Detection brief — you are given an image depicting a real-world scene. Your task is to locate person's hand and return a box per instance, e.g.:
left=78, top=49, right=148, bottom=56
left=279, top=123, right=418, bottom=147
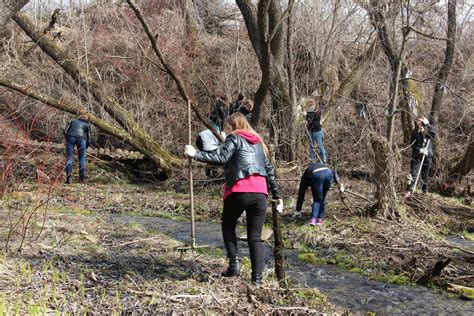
left=184, top=145, right=196, bottom=158
left=419, top=148, right=428, bottom=156
left=338, top=183, right=345, bottom=193
left=276, top=199, right=284, bottom=213
left=422, top=117, right=429, bottom=126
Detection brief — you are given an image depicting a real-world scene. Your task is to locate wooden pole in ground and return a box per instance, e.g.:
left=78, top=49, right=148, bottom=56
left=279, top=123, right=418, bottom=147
left=188, top=100, right=196, bottom=249
left=271, top=200, right=286, bottom=285
left=268, top=144, right=286, bottom=285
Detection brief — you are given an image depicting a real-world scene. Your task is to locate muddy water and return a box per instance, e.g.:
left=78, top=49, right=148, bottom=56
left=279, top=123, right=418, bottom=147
left=109, top=214, right=473, bottom=314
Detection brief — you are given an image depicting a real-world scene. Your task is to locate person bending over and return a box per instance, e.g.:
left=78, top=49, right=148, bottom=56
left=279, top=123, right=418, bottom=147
left=294, top=162, right=342, bottom=226
left=64, top=113, right=91, bottom=184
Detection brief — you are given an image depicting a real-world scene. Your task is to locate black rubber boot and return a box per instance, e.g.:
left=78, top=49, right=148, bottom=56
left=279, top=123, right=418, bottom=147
left=252, top=273, right=262, bottom=287
left=65, top=176, right=72, bottom=184
left=221, top=257, right=240, bottom=277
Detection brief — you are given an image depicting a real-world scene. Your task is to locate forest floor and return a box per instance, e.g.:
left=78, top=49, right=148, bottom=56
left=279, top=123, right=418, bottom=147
left=0, top=160, right=473, bottom=313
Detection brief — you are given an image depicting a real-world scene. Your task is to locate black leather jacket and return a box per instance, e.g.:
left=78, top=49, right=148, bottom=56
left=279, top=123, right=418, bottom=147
left=410, top=124, right=436, bottom=158
left=64, top=119, right=90, bottom=142
left=195, top=134, right=281, bottom=199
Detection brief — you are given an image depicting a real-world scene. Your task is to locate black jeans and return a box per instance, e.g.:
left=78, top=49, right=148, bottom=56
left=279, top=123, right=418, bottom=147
left=222, top=193, right=267, bottom=277
left=409, top=156, right=432, bottom=192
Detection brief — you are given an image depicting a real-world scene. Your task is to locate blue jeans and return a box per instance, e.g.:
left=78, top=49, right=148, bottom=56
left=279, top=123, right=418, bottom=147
left=310, top=169, right=334, bottom=220
left=308, top=130, right=327, bottom=163
left=65, top=136, right=87, bottom=179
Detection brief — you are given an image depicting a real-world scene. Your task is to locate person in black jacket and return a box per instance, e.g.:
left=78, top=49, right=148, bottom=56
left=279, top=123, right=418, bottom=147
left=405, top=114, right=436, bottom=196
left=305, top=96, right=327, bottom=163
left=229, top=92, right=245, bottom=115
left=209, top=96, right=229, bottom=133
left=184, top=112, right=283, bottom=286
left=294, top=162, right=342, bottom=226
left=63, top=113, right=91, bottom=184
left=238, top=99, right=253, bottom=120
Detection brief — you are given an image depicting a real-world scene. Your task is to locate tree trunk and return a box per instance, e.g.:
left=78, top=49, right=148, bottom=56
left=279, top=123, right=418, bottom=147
left=236, top=0, right=296, bottom=161
left=429, top=0, right=456, bottom=128
left=370, top=133, right=400, bottom=219
left=429, top=0, right=457, bottom=174
left=446, top=128, right=473, bottom=184
left=400, top=66, right=416, bottom=143
left=0, top=0, right=28, bottom=26
left=286, top=3, right=296, bottom=161
left=12, top=12, right=179, bottom=171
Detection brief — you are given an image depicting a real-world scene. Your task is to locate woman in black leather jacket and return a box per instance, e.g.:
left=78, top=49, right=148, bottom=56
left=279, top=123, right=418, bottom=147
left=184, top=113, right=283, bottom=286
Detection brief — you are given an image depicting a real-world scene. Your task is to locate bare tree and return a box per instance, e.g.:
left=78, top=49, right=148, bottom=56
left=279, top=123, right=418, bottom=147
left=429, top=0, right=457, bottom=129
left=236, top=0, right=297, bottom=161
left=6, top=11, right=180, bottom=172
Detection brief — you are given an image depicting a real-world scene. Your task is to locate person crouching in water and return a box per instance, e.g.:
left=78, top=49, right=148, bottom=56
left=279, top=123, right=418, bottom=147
left=294, top=162, right=342, bottom=226
left=184, top=113, right=284, bottom=286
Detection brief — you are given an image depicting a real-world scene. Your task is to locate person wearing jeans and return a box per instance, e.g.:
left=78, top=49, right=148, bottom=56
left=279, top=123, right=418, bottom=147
left=309, top=130, right=326, bottom=163
left=184, top=113, right=283, bottom=286
left=64, top=113, right=91, bottom=184
left=294, top=162, right=342, bottom=226
left=305, top=96, right=327, bottom=163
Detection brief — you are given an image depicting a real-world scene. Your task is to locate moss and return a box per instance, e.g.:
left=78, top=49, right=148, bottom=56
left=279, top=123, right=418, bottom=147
left=239, top=257, right=252, bottom=273
left=293, top=288, right=327, bottom=304
left=350, top=267, right=364, bottom=273
left=404, top=79, right=423, bottom=106
left=298, top=252, right=320, bottom=265
left=448, top=284, right=474, bottom=299
left=375, top=272, right=412, bottom=286
left=195, top=246, right=221, bottom=257
left=462, top=230, right=474, bottom=241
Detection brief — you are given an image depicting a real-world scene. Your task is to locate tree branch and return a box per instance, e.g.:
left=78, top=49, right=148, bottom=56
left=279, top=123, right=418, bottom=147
left=125, top=0, right=223, bottom=142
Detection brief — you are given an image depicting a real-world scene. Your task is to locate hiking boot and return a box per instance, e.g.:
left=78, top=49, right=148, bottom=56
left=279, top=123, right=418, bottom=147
left=252, top=273, right=262, bottom=287
left=65, top=176, right=72, bottom=184
left=316, top=218, right=323, bottom=225
left=78, top=176, right=86, bottom=183
left=308, top=218, right=317, bottom=226
left=221, top=257, right=240, bottom=277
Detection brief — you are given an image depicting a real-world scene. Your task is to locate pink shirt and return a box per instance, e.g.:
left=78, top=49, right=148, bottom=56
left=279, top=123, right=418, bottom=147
left=223, top=174, right=268, bottom=200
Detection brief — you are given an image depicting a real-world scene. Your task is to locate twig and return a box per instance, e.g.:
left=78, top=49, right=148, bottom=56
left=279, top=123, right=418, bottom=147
left=106, top=236, right=159, bottom=249
left=126, top=274, right=142, bottom=291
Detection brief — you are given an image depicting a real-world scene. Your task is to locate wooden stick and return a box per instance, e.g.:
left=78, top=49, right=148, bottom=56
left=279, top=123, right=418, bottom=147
left=188, top=100, right=196, bottom=249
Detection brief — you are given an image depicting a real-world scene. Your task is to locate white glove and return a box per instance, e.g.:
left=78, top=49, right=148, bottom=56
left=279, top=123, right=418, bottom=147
left=422, top=118, right=429, bottom=126
left=292, top=211, right=302, bottom=219
left=339, top=183, right=345, bottom=193
left=184, top=145, right=196, bottom=158
left=276, top=199, right=284, bottom=213
left=419, top=148, right=428, bottom=156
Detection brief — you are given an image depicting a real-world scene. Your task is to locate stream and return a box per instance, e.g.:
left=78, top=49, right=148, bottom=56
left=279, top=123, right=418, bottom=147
left=108, top=214, right=473, bottom=314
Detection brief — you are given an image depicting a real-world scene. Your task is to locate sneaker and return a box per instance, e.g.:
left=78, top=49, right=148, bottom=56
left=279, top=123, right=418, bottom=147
left=308, top=218, right=317, bottom=226
left=316, top=218, right=323, bottom=225
left=65, top=176, right=72, bottom=184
